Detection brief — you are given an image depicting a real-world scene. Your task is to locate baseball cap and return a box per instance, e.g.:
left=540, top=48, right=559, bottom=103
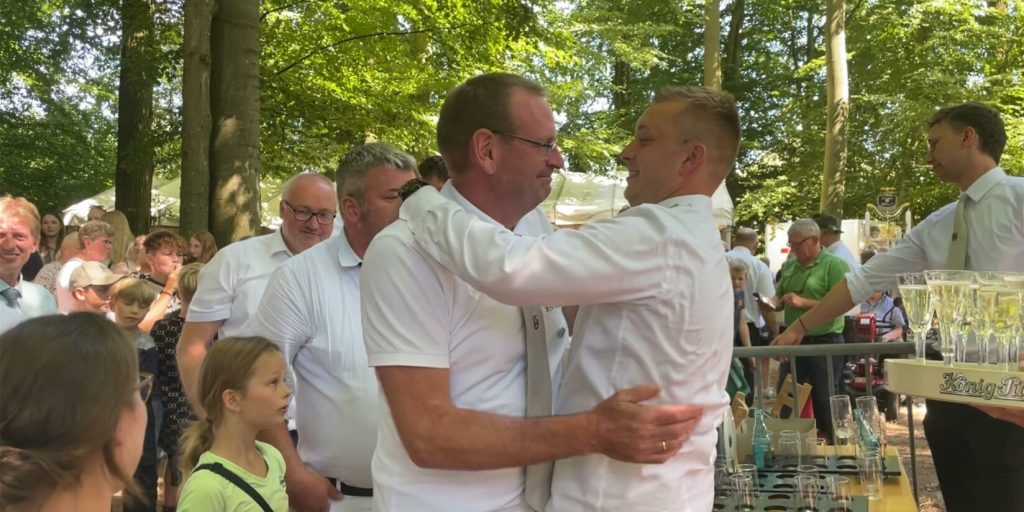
left=70, top=261, right=124, bottom=289
left=812, top=213, right=843, bottom=234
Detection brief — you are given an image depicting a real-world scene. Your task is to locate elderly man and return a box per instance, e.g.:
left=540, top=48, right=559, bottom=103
left=767, top=219, right=849, bottom=438
left=243, top=143, right=418, bottom=512
left=177, top=172, right=337, bottom=414
left=0, top=196, right=58, bottom=332
left=813, top=213, right=861, bottom=344
left=55, top=220, right=114, bottom=313
left=773, top=102, right=1024, bottom=512
left=361, top=74, right=705, bottom=512
left=727, top=227, right=779, bottom=395
left=397, top=85, right=737, bottom=511
left=66, top=261, right=123, bottom=314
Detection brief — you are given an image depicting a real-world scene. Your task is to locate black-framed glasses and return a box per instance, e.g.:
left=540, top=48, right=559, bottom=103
left=282, top=200, right=335, bottom=225
left=138, top=372, right=154, bottom=402
left=787, top=236, right=815, bottom=248
left=490, top=129, right=559, bottom=159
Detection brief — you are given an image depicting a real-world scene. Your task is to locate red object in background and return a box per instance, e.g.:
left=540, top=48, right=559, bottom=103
left=855, top=312, right=877, bottom=342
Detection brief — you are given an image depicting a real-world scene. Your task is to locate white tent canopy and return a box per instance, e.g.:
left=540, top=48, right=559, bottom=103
left=65, top=172, right=734, bottom=231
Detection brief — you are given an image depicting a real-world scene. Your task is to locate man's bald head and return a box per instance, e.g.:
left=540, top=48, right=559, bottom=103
left=733, top=227, right=758, bottom=251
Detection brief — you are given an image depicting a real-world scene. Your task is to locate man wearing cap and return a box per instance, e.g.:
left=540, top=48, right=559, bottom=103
left=1, top=196, right=58, bottom=333
left=67, top=260, right=123, bottom=314
left=55, top=219, right=115, bottom=313
left=813, top=213, right=861, bottom=344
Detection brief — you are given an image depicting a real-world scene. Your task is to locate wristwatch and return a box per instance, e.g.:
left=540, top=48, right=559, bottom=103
left=399, top=178, right=432, bottom=201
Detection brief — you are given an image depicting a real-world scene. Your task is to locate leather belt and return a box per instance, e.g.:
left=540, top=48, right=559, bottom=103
left=327, top=478, right=373, bottom=497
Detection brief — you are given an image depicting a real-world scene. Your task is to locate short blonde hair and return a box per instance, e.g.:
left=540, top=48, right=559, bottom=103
left=728, top=260, right=748, bottom=276
left=77, top=220, right=115, bottom=249
left=0, top=196, right=41, bottom=240
left=177, top=263, right=203, bottom=304
left=110, top=278, right=157, bottom=307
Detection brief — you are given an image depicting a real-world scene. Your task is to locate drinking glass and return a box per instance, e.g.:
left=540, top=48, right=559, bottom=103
left=796, top=464, right=819, bottom=481
left=778, top=437, right=801, bottom=468
left=925, top=270, right=973, bottom=365
left=977, top=271, right=1024, bottom=370
left=736, top=463, right=759, bottom=497
left=898, top=272, right=933, bottom=360
left=855, top=396, right=887, bottom=451
left=826, top=475, right=852, bottom=504
left=857, top=449, right=884, bottom=500
left=793, top=474, right=819, bottom=511
left=804, top=436, right=827, bottom=464
left=830, top=395, right=855, bottom=448
left=729, top=474, right=757, bottom=510
left=714, top=461, right=732, bottom=492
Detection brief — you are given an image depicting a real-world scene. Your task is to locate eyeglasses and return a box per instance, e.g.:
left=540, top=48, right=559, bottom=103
left=138, top=372, right=154, bottom=402
left=490, top=129, right=559, bottom=159
left=282, top=200, right=335, bottom=225
left=87, top=237, right=114, bottom=246
left=787, top=236, right=815, bottom=248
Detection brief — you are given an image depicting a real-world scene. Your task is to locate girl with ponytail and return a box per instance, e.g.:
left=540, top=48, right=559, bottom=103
left=0, top=313, right=148, bottom=512
left=177, top=336, right=291, bottom=512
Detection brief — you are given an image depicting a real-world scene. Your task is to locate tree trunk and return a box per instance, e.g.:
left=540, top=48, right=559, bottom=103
left=180, top=0, right=213, bottom=237
left=723, top=0, right=744, bottom=93
left=703, top=0, right=721, bottom=90
left=821, top=0, right=849, bottom=217
left=611, top=58, right=633, bottom=132
left=114, top=0, right=157, bottom=235
left=209, top=0, right=261, bottom=245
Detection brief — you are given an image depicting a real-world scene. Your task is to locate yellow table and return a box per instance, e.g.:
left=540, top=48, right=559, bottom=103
left=830, top=446, right=917, bottom=511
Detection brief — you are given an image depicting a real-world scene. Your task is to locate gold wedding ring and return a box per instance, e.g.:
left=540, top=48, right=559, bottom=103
left=661, top=440, right=667, bottom=453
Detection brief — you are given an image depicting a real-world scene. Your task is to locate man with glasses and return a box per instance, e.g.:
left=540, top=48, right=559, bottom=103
left=361, top=74, right=704, bottom=511
left=55, top=219, right=115, bottom=313
left=1, top=196, right=57, bottom=332
left=766, top=218, right=849, bottom=440
left=178, top=172, right=337, bottom=418
left=67, top=260, right=123, bottom=313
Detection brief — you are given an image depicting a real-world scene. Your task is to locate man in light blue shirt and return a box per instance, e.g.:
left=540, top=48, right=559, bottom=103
left=1, top=196, right=58, bottom=333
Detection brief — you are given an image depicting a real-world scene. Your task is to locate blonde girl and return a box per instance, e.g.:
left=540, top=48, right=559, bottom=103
left=177, top=337, right=291, bottom=512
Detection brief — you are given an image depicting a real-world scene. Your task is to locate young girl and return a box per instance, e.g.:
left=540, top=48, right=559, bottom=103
left=188, top=230, right=218, bottom=264
left=0, top=313, right=148, bottom=512
left=177, top=337, right=291, bottom=512
left=38, top=212, right=65, bottom=264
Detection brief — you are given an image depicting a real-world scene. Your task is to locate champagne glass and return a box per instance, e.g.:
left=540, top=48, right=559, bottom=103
left=897, top=272, right=933, bottom=360
left=925, top=270, right=973, bottom=365
left=977, top=272, right=1023, bottom=370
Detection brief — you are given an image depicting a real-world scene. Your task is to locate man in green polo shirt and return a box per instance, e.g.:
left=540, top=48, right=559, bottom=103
left=771, top=218, right=849, bottom=439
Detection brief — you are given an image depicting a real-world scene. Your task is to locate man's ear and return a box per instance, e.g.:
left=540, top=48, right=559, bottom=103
left=961, top=127, right=978, bottom=149
left=340, top=195, right=362, bottom=224
left=469, top=129, right=500, bottom=176
left=72, top=287, right=87, bottom=301
left=678, top=142, right=707, bottom=178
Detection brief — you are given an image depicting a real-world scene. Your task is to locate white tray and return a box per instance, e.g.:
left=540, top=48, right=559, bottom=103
left=885, top=359, right=1024, bottom=408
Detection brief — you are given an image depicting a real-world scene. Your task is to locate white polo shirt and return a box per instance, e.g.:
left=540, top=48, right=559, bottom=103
left=403, top=188, right=733, bottom=512
left=361, top=183, right=569, bottom=512
left=847, top=167, right=1024, bottom=303
left=725, top=246, right=775, bottom=326
left=187, top=231, right=292, bottom=336
left=241, top=231, right=377, bottom=489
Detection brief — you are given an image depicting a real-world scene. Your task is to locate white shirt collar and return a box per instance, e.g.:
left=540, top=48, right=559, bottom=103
left=658, top=194, right=712, bottom=211
left=336, top=226, right=362, bottom=268
left=442, top=181, right=533, bottom=234
left=730, top=246, right=752, bottom=256
left=269, top=229, right=294, bottom=258
left=964, top=166, right=1005, bottom=202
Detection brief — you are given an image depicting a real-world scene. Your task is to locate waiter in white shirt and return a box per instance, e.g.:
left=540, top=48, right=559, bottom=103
left=772, top=102, right=1024, bottom=512
left=398, top=85, right=737, bottom=511
left=361, top=73, right=703, bottom=512
left=177, top=172, right=337, bottom=416
left=242, top=143, right=418, bottom=512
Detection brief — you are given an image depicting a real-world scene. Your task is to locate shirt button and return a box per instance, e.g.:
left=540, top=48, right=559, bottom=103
left=557, top=327, right=567, bottom=338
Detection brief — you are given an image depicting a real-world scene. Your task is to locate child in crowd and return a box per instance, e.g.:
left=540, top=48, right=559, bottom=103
left=0, top=313, right=148, bottom=512
left=152, top=262, right=203, bottom=512
left=729, top=260, right=755, bottom=395
left=110, top=278, right=160, bottom=512
left=177, top=337, right=291, bottom=512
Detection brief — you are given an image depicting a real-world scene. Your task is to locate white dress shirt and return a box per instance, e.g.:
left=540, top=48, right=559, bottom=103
left=726, top=246, right=776, bottom=326
left=241, top=231, right=377, bottom=492
left=1, top=275, right=57, bottom=332
left=847, top=167, right=1024, bottom=304
left=187, top=231, right=292, bottom=337
left=361, top=183, right=569, bottom=512
left=403, top=187, right=733, bottom=512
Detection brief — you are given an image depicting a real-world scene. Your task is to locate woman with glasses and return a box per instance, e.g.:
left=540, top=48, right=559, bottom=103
left=0, top=313, right=149, bottom=512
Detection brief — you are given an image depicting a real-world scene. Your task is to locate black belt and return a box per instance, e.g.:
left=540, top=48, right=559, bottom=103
left=327, top=478, right=373, bottom=497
